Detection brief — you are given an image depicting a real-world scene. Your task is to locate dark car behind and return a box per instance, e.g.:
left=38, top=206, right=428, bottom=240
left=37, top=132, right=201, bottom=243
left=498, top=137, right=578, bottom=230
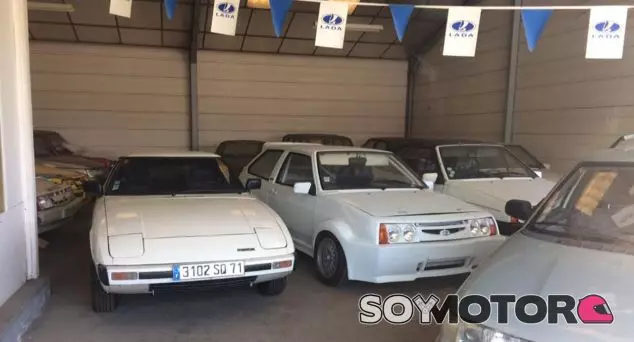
left=216, top=140, right=265, bottom=178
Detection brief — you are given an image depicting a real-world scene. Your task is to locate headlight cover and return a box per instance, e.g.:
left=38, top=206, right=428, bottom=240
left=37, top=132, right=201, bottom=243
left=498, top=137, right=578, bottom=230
left=469, top=217, right=497, bottom=236
left=37, top=196, right=54, bottom=211
left=380, top=223, right=417, bottom=244
left=439, top=322, right=530, bottom=342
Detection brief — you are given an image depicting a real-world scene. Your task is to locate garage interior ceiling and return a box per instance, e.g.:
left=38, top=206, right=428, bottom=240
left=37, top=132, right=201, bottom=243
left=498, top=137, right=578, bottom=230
left=27, top=0, right=468, bottom=59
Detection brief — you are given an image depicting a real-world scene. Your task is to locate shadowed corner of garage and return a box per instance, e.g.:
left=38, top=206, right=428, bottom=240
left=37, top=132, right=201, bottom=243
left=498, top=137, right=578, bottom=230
left=0, top=0, right=632, bottom=341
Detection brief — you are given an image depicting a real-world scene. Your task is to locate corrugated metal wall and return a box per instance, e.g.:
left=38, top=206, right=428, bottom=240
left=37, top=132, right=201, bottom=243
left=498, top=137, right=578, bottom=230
left=411, top=0, right=512, bottom=142
left=197, top=51, right=406, bottom=150
left=29, top=42, right=406, bottom=156
left=30, top=42, right=190, bottom=156
left=513, top=0, right=634, bottom=174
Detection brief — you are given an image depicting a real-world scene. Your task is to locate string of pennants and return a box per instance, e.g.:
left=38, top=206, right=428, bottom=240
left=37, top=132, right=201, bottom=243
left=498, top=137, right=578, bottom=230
left=109, top=1, right=631, bottom=59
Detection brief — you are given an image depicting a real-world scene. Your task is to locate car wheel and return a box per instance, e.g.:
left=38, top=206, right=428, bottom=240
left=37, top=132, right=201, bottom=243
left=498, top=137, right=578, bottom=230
left=314, top=234, right=347, bottom=287
left=256, top=277, right=287, bottom=296
left=90, top=265, right=118, bottom=313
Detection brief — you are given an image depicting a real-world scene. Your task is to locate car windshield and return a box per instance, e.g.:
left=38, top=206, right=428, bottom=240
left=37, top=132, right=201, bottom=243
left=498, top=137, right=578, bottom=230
left=105, top=157, right=244, bottom=196
left=33, top=136, right=53, bottom=157
left=45, top=133, right=73, bottom=155
left=506, top=145, right=544, bottom=169
left=317, top=151, right=424, bottom=190
left=525, top=164, right=634, bottom=253
left=438, top=145, right=536, bottom=180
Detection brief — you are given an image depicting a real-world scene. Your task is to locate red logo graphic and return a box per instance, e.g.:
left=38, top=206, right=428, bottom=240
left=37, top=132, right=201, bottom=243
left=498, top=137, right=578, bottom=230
left=577, top=295, right=614, bottom=324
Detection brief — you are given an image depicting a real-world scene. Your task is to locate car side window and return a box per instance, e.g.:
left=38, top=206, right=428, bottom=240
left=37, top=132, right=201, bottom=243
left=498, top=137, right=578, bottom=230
left=362, top=140, right=375, bottom=148
left=374, top=141, right=387, bottom=150
left=248, top=150, right=283, bottom=180
left=276, top=153, right=313, bottom=186
left=397, top=146, right=438, bottom=175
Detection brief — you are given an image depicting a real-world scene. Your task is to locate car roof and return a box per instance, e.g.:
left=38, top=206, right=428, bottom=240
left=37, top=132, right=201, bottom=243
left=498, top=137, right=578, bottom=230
left=366, top=137, right=489, bottom=149
left=264, top=142, right=386, bottom=154
left=283, top=133, right=350, bottom=139
left=125, top=151, right=221, bottom=158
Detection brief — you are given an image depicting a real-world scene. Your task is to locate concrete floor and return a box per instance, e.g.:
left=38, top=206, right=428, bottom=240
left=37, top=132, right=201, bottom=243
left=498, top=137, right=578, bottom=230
left=26, top=206, right=467, bottom=342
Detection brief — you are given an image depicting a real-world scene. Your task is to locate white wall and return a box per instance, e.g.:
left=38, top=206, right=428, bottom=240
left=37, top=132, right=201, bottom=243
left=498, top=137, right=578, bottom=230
left=197, top=51, right=406, bottom=149
left=514, top=0, right=634, bottom=174
left=411, top=0, right=512, bottom=141
left=30, top=42, right=190, bottom=157
left=0, top=0, right=38, bottom=306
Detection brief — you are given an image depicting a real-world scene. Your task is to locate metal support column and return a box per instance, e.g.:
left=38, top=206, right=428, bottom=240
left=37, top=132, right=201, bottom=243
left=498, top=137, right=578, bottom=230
left=188, top=0, right=202, bottom=150
left=404, top=56, right=419, bottom=138
left=503, top=0, right=521, bottom=144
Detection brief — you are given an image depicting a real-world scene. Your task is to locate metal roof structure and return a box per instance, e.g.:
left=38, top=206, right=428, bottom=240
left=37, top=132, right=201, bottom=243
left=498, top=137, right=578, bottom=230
left=27, top=0, right=474, bottom=59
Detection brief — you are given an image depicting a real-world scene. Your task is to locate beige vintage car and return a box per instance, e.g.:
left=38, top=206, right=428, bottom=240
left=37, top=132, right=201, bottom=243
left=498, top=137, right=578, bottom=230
left=36, top=177, right=83, bottom=234
left=36, top=162, right=88, bottom=197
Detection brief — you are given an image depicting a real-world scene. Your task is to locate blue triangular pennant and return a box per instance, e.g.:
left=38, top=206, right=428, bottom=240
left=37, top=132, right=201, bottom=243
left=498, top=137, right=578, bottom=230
left=270, top=0, right=293, bottom=37
left=521, top=9, right=553, bottom=52
left=164, top=0, right=177, bottom=21
left=389, top=4, right=415, bottom=42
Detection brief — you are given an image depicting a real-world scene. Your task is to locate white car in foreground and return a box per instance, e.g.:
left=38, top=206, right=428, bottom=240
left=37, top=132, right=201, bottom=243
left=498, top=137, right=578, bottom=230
left=437, top=148, right=634, bottom=342
left=86, top=152, right=295, bottom=312
left=240, top=143, right=506, bottom=286
left=421, top=143, right=555, bottom=236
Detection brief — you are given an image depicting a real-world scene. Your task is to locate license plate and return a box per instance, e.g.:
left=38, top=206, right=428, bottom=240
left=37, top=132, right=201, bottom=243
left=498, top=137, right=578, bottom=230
left=172, top=261, right=245, bottom=281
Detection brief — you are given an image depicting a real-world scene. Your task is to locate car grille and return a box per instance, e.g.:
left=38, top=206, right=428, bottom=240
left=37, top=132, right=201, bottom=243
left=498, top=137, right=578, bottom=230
left=415, top=220, right=467, bottom=236
left=149, top=277, right=257, bottom=294
left=424, top=258, right=467, bottom=271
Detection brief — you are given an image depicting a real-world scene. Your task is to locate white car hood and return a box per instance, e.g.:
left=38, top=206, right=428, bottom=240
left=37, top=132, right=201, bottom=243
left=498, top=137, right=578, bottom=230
left=331, top=189, right=482, bottom=217
left=459, top=233, right=633, bottom=342
left=447, top=178, right=555, bottom=212
left=104, top=195, right=281, bottom=239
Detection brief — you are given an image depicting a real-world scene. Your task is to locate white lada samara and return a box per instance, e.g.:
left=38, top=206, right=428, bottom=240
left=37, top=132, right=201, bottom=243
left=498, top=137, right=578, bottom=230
left=86, top=152, right=295, bottom=312
left=240, top=144, right=506, bottom=286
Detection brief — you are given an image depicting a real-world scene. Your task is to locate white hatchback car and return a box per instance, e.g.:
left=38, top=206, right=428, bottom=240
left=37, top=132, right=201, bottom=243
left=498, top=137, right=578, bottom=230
left=240, top=143, right=506, bottom=286
left=437, top=148, right=634, bottom=342
left=86, top=152, right=295, bottom=312
left=421, top=143, right=555, bottom=235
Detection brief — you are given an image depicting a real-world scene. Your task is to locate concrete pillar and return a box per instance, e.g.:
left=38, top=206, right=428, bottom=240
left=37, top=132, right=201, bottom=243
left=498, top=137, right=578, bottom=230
left=0, top=0, right=39, bottom=306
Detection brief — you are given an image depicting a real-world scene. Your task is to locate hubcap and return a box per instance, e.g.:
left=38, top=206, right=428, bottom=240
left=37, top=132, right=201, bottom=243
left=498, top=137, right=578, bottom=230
left=317, top=238, right=338, bottom=278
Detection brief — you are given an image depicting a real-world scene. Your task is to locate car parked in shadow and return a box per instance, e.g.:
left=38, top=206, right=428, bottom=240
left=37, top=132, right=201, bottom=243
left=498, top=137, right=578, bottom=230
left=34, top=131, right=109, bottom=183
left=363, top=137, right=555, bottom=236
left=282, top=133, right=353, bottom=146
left=36, top=177, right=82, bottom=234
left=216, top=140, right=264, bottom=179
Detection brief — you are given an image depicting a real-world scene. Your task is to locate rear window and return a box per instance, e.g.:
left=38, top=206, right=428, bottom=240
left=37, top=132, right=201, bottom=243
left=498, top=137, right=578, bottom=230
left=524, top=163, right=634, bottom=254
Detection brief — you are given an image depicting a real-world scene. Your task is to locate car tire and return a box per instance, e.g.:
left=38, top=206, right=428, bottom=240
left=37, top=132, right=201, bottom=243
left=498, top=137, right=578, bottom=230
left=314, top=234, right=348, bottom=287
left=256, top=277, right=287, bottom=296
left=90, top=265, right=118, bottom=313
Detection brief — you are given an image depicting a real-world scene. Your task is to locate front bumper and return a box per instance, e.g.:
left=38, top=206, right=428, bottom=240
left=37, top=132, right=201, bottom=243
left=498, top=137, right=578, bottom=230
left=347, top=236, right=506, bottom=283
left=96, top=253, right=294, bottom=294
left=37, top=196, right=83, bottom=233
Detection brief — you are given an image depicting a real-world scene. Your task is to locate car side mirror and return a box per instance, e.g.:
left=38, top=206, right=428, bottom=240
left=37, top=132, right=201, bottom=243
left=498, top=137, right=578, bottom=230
left=293, top=182, right=312, bottom=195
left=83, top=180, right=102, bottom=195
left=422, top=173, right=438, bottom=189
left=533, top=169, right=543, bottom=178
left=543, top=163, right=551, bottom=170
left=245, top=178, right=262, bottom=190
left=505, top=199, right=533, bottom=221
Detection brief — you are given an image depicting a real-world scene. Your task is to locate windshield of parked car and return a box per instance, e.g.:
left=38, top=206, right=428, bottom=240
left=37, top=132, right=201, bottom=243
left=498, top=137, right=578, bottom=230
left=42, top=133, right=73, bottom=155
left=525, top=164, right=634, bottom=254
left=438, top=145, right=536, bottom=180
left=317, top=151, right=424, bottom=190
left=507, top=145, right=544, bottom=169
left=105, top=157, right=244, bottom=196
left=33, top=136, right=53, bottom=157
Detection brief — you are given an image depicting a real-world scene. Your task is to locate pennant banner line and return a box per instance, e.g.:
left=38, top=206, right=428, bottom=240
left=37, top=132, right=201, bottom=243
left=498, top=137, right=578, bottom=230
left=287, top=1, right=634, bottom=11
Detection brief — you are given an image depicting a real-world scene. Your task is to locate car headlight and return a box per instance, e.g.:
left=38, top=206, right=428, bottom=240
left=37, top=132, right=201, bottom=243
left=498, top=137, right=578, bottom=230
left=37, top=196, right=54, bottom=211
left=379, top=223, right=417, bottom=244
left=439, top=322, right=530, bottom=342
left=469, top=217, right=497, bottom=236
